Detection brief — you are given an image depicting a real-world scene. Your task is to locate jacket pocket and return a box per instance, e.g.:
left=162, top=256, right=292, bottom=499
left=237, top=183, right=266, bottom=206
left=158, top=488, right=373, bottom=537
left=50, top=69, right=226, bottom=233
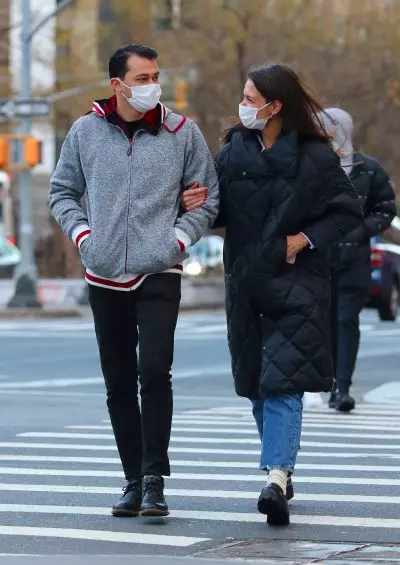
left=79, top=235, right=122, bottom=278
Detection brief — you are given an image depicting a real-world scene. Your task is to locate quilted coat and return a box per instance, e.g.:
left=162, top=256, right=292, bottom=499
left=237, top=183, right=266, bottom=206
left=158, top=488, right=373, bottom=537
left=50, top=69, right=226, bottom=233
left=215, top=128, right=363, bottom=400
left=330, top=152, right=396, bottom=288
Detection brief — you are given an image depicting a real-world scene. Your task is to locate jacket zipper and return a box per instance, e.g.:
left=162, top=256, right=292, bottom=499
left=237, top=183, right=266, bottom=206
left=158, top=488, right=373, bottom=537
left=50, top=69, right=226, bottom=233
left=124, top=130, right=145, bottom=274
left=107, top=122, right=145, bottom=275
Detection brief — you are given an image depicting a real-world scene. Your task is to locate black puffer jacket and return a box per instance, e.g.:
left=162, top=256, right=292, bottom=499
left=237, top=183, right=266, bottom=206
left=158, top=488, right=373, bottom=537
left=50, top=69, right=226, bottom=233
left=330, top=152, right=396, bottom=288
left=215, top=128, right=363, bottom=400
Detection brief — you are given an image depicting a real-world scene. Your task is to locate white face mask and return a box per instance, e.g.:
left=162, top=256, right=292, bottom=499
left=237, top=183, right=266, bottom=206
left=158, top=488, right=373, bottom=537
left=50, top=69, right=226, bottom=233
left=119, top=80, right=162, bottom=113
left=239, top=101, right=273, bottom=130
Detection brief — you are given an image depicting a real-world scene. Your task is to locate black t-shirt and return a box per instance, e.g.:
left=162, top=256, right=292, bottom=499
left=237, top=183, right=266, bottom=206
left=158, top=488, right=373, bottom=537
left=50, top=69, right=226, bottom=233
left=123, top=119, right=147, bottom=140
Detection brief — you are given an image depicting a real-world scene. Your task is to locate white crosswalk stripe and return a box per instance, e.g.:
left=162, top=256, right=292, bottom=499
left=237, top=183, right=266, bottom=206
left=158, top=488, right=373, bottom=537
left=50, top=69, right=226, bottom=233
left=0, top=403, right=400, bottom=550
left=0, top=316, right=379, bottom=341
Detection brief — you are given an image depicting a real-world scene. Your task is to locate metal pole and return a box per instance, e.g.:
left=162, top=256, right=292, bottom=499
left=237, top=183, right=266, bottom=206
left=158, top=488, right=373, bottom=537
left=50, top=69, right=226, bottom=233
left=8, top=0, right=40, bottom=308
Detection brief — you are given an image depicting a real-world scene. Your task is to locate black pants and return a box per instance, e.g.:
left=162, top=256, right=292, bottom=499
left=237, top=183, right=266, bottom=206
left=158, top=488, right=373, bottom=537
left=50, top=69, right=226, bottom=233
left=331, top=274, right=368, bottom=393
left=89, top=274, right=181, bottom=480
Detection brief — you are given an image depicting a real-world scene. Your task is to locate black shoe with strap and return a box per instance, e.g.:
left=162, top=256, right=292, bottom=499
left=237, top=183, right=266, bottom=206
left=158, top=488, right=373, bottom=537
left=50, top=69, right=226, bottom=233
left=258, top=483, right=290, bottom=526
left=140, top=476, right=169, bottom=517
left=112, top=479, right=142, bottom=517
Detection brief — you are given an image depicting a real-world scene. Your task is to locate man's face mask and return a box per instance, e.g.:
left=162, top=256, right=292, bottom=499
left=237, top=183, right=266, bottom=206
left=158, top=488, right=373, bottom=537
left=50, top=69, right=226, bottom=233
left=118, top=80, right=162, bottom=113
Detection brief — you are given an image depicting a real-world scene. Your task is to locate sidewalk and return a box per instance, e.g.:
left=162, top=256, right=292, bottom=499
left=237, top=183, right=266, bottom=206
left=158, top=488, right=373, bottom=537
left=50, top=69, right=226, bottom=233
left=1, top=543, right=399, bottom=565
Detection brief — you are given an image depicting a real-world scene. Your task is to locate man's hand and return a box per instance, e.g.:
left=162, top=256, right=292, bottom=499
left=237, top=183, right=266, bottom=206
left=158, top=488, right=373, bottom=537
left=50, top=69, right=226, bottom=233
left=181, top=182, right=208, bottom=211
left=286, top=233, right=309, bottom=264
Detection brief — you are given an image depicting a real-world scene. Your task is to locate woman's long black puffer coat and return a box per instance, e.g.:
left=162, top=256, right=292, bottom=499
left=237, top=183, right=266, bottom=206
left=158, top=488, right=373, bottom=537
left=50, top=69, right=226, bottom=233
left=215, top=128, right=363, bottom=400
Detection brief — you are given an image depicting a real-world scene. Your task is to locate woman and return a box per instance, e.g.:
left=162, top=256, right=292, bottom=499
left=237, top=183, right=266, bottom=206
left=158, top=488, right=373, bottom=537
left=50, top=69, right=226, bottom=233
left=183, top=64, right=362, bottom=526
left=318, top=108, right=396, bottom=412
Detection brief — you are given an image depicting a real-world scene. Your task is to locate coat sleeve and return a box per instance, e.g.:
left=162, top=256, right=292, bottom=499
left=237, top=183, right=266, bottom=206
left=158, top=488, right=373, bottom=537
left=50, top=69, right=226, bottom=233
left=362, top=160, right=396, bottom=239
left=175, top=121, right=220, bottom=248
left=301, top=145, right=364, bottom=251
left=48, top=120, right=90, bottom=249
left=212, top=145, right=229, bottom=229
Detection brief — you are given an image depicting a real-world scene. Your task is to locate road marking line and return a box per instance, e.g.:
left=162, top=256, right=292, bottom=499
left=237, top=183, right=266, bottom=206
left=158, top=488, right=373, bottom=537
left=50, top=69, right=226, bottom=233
left=2, top=455, right=400, bottom=472
left=68, top=423, right=400, bottom=434
left=173, top=414, right=400, bottom=420
left=0, top=378, right=103, bottom=389
left=0, top=367, right=232, bottom=389
left=18, top=432, right=400, bottom=448
left=2, top=442, right=400, bottom=458
left=188, top=406, right=400, bottom=416
left=0, top=504, right=400, bottom=528
left=0, top=483, right=396, bottom=503
left=173, top=414, right=400, bottom=423
left=0, top=467, right=399, bottom=486
left=0, top=505, right=397, bottom=529
left=0, top=525, right=206, bottom=547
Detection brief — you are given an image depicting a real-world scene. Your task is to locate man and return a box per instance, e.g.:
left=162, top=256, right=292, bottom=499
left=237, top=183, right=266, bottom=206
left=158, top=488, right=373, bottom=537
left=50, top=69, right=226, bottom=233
left=319, top=108, right=396, bottom=412
left=49, top=44, right=219, bottom=517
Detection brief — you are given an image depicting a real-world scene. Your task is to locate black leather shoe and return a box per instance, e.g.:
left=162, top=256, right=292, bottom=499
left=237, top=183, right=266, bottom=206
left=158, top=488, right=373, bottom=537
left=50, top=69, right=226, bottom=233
left=112, top=479, right=142, bottom=517
left=336, top=393, right=355, bottom=412
left=286, top=476, right=294, bottom=501
left=140, top=476, right=169, bottom=517
left=328, top=389, right=338, bottom=408
left=258, top=483, right=290, bottom=525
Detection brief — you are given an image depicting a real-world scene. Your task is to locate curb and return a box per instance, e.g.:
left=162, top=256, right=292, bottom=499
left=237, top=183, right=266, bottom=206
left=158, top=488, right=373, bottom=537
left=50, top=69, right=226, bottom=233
left=0, top=309, right=82, bottom=319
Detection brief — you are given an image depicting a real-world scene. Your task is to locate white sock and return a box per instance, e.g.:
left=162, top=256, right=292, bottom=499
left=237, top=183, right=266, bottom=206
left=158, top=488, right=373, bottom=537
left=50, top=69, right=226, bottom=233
left=267, top=469, right=288, bottom=495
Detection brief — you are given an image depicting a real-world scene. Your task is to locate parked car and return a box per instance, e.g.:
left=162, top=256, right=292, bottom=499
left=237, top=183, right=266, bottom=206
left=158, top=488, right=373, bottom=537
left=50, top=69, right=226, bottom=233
left=0, top=235, right=21, bottom=278
left=367, top=216, right=400, bottom=321
left=183, top=235, right=224, bottom=277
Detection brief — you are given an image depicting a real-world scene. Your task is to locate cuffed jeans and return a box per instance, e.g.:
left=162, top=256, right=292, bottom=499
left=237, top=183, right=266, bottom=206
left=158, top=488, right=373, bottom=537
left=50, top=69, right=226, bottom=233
left=252, top=393, right=303, bottom=472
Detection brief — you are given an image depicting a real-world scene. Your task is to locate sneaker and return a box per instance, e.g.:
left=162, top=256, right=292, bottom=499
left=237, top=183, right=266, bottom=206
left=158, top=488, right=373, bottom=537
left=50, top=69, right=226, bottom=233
left=328, top=389, right=338, bottom=408
left=257, top=483, right=290, bottom=526
left=286, top=476, right=294, bottom=501
left=112, top=479, right=142, bottom=517
left=140, top=476, right=169, bottom=517
left=336, top=393, right=355, bottom=413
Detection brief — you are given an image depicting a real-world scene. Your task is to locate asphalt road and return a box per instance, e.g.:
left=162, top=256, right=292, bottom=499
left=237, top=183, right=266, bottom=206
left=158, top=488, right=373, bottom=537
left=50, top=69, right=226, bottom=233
left=0, top=307, right=399, bottom=563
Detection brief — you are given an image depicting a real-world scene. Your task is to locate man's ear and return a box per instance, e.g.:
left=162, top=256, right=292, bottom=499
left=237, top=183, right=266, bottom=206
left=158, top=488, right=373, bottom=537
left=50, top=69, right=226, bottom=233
left=110, top=78, right=122, bottom=94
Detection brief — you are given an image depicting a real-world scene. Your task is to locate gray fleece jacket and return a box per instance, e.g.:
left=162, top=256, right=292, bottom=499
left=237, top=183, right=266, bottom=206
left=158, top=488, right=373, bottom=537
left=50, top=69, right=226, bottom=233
left=49, top=98, right=219, bottom=284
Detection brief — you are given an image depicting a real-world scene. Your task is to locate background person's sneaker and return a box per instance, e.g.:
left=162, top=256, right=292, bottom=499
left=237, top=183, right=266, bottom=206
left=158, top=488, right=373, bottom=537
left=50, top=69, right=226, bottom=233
left=140, top=476, right=169, bottom=517
left=328, top=389, right=338, bottom=408
left=336, top=392, right=356, bottom=412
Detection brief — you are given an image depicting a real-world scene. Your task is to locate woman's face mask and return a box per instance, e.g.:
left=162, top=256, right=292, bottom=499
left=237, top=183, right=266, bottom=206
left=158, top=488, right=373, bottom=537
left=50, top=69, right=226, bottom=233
left=239, top=101, right=273, bottom=130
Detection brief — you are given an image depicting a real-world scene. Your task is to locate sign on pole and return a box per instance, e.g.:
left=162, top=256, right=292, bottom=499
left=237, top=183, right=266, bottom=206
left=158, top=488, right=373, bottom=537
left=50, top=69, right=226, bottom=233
left=0, top=100, right=50, bottom=119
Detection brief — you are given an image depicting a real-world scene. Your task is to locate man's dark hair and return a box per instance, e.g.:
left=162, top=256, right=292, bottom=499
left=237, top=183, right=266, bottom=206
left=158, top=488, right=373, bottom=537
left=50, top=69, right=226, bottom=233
left=109, top=44, right=158, bottom=80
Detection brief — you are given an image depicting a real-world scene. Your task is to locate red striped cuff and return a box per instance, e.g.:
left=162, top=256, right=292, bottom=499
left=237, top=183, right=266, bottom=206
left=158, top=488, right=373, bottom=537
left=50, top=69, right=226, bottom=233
left=72, top=225, right=91, bottom=248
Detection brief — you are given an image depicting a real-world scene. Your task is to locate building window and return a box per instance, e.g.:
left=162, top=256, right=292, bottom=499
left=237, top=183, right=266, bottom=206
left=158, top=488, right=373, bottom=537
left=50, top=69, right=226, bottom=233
left=56, top=43, right=70, bottom=58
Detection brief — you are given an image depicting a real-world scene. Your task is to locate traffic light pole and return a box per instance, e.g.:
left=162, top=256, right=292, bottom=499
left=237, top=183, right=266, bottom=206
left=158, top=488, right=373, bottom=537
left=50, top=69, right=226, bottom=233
left=8, top=0, right=74, bottom=308
left=8, top=0, right=38, bottom=307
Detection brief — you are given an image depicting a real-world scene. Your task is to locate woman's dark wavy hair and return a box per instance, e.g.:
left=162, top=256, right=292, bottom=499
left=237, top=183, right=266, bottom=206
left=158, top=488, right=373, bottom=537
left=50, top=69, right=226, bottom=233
left=223, top=63, right=330, bottom=144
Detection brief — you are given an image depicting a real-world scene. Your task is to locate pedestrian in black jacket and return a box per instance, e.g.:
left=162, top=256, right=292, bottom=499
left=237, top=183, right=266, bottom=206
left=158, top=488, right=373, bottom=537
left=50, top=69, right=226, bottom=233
left=319, top=108, right=396, bottom=412
left=182, top=64, right=363, bottom=526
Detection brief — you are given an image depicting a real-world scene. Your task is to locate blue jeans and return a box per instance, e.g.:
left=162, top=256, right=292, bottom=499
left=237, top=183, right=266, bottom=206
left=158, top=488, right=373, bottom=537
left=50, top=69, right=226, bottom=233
left=252, top=394, right=303, bottom=473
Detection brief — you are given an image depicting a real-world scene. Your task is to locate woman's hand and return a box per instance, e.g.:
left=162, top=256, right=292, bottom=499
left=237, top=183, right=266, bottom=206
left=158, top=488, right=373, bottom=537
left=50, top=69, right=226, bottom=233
left=181, top=182, right=208, bottom=212
left=286, top=233, right=309, bottom=264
